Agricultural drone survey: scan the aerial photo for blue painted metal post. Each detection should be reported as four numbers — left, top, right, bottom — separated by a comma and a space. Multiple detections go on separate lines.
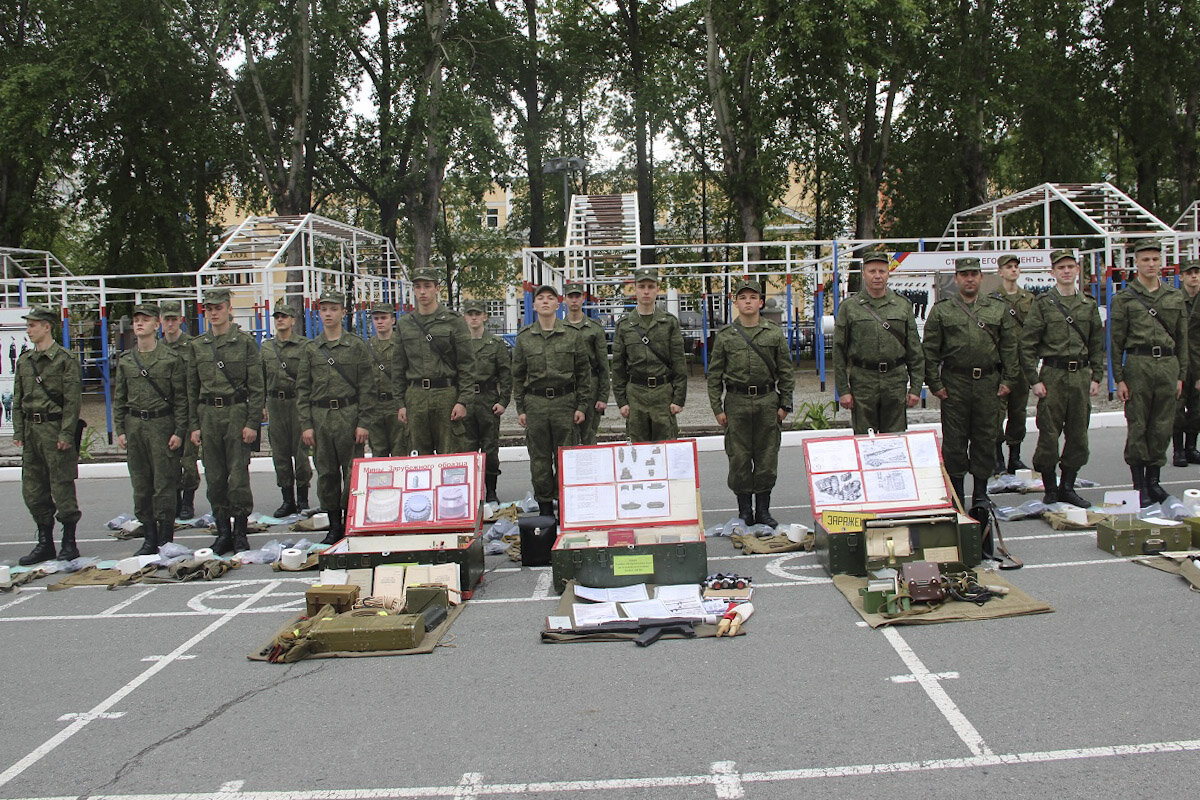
1106, 272, 1115, 398
700, 290, 710, 372
100, 303, 113, 443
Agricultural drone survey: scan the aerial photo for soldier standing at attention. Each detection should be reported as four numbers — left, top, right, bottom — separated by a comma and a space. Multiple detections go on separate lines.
188, 288, 265, 555
160, 300, 201, 519
833, 250, 924, 434
612, 267, 686, 442
1019, 250, 1104, 507
1171, 259, 1200, 467
991, 253, 1034, 474
706, 279, 794, 528
1111, 239, 1188, 506
393, 266, 475, 454
922, 258, 1019, 508
365, 301, 407, 457
261, 300, 312, 517
115, 303, 187, 556
298, 289, 374, 545
463, 300, 512, 504
513, 284, 594, 518
12, 305, 83, 565
563, 282, 610, 444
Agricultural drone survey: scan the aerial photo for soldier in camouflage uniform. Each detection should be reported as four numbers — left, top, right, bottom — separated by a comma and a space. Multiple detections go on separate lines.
991, 253, 1034, 473
188, 287, 265, 555
160, 299, 201, 519
1019, 250, 1105, 507
365, 301, 408, 458
612, 267, 686, 443
923, 258, 1019, 508
1171, 259, 1200, 467
1111, 239, 1188, 506
393, 266, 475, 454
513, 284, 594, 517
706, 279, 794, 528
12, 305, 83, 565
261, 300, 312, 517
298, 289, 374, 545
833, 250, 924, 434
563, 282, 610, 445
463, 299, 512, 504
114, 303, 188, 556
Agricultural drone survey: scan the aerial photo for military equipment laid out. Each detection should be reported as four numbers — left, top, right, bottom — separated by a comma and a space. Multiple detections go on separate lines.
550, 440, 707, 594
308, 611, 426, 652
1095, 517, 1193, 557
806, 431, 982, 577
318, 452, 486, 598
305, 583, 360, 616
1178, 517, 1200, 549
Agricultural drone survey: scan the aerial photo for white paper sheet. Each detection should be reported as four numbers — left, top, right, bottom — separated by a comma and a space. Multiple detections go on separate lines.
665, 441, 696, 481
561, 447, 616, 485
572, 602, 622, 626
561, 484, 619, 524
862, 468, 919, 503
905, 431, 942, 469
573, 583, 650, 603
616, 482, 671, 519
812, 471, 865, 506
806, 438, 861, 473
619, 598, 672, 620
655, 584, 707, 617
857, 438, 912, 469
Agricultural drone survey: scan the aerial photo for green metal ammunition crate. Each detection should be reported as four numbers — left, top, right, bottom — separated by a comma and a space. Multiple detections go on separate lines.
1096, 518, 1193, 557
1178, 517, 1200, 549
319, 533, 485, 599
551, 540, 707, 594
309, 612, 425, 652
815, 512, 981, 577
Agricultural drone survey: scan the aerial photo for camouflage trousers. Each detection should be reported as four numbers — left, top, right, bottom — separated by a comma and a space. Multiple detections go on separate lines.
20, 418, 80, 525
523, 392, 580, 503
126, 415, 181, 522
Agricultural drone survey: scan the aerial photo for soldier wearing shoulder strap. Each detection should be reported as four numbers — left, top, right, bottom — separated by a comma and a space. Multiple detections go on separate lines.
462, 299, 512, 505
992, 253, 1035, 474
563, 282, 611, 446
262, 299, 312, 517
159, 299, 201, 519
612, 267, 687, 443
1172, 258, 1200, 467
365, 301, 408, 458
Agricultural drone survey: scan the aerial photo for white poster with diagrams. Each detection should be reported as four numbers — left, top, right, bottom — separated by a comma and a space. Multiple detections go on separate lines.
557, 439, 701, 530
803, 431, 951, 514
0, 309, 32, 436
346, 451, 484, 533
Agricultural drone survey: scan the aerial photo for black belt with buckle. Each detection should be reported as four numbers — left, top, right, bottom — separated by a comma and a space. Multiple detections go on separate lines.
27, 412, 64, 424
475, 381, 498, 394
942, 363, 999, 379
409, 377, 454, 389
725, 381, 776, 396
1042, 356, 1090, 371
851, 357, 906, 373
1125, 345, 1175, 358
377, 392, 394, 401
530, 382, 576, 398
269, 390, 296, 400
311, 396, 357, 409
200, 393, 247, 407
127, 408, 172, 420
631, 374, 670, 388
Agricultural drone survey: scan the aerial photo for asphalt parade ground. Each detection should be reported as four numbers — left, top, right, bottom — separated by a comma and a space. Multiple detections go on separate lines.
0, 429, 1198, 800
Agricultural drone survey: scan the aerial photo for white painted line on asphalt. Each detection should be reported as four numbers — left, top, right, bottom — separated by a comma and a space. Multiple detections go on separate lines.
0, 593, 37, 612
880, 626, 993, 757
454, 772, 483, 800
709, 761, 744, 799
890, 671, 959, 684
55, 712, 124, 722
531, 571, 552, 600
0, 607, 304, 623
0, 580, 280, 791
141, 655, 196, 662
216, 781, 245, 794
97, 587, 155, 616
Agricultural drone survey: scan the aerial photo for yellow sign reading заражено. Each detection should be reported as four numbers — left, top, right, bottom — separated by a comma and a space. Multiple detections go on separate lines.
820, 511, 875, 533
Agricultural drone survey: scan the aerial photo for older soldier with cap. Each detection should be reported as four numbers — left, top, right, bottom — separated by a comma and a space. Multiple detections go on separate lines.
114, 303, 187, 555
261, 299, 312, 517
833, 250, 924, 434
463, 299, 512, 504
612, 267, 686, 442
707, 279, 794, 527
1173, 258, 1200, 466
513, 284, 593, 517
365, 301, 408, 457
298, 289, 374, 545
991, 253, 1034, 473
1019, 249, 1104, 507
188, 287, 265, 555
923, 257, 1019, 508
12, 304, 83, 564
1111, 238, 1188, 505
393, 266, 475, 454
563, 282, 610, 445
160, 299, 201, 518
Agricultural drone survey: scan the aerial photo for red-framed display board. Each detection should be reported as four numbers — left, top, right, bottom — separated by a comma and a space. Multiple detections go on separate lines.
345, 452, 485, 535
802, 430, 952, 516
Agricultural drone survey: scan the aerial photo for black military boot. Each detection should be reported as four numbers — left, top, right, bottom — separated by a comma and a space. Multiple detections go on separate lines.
736, 493, 754, 524
948, 474, 966, 509
58, 519, 80, 561
994, 442, 1006, 475
1146, 465, 1169, 504
297, 484, 310, 511
1058, 469, 1089, 508
231, 516, 250, 552
1132, 465, 1153, 508
537, 501, 556, 518
134, 519, 159, 556
1041, 469, 1059, 505
1173, 431, 1188, 467
1007, 445, 1029, 473
19, 520, 56, 566
971, 475, 992, 508
211, 516, 234, 555
273, 485, 298, 518
321, 507, 343, 546
484, 475, 499, 505
159, 517, 175, 544
1186, 433, 1200, 464
178, 488, 196, 520
754, 492, 779, 529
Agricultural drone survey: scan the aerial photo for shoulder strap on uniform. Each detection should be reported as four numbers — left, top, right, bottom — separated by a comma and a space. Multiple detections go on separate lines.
364, 338, 392, 379
25, 351, 65, 408
206, 336, 250, 396
127, 348, 172, 406
1122, 286, 1177, 345
405, 313, 457, 372
318, 340, 359, 388
1044, 294, 1091, 356
629, 315, 674, 372
266, 339, 297, 380
990, 291, 1023, 326
951, 296, 999, 349
856, 297, 908, 348
730, 323, 779, 384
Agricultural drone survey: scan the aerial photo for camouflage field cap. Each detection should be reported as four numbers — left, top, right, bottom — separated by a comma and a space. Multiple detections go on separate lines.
317, 288, 346, 307
1049, 248, 1077, 265
132, 302, 160, 317
462, 299, 487, 313
997, 253, 1020, 268
1133, 238, 1162, 253
159, 299, 184, 317
202, 287, 231, 305
564, 281, 586, 295
955, 256, 982, 273
410, 266, 440, 283
1180, 258, 1200, 273
370, 301, 396, 315
861, 249, 891, 266
272, 300, 299, 318
733, 278, 763, 295
22, 305, 57, 324
632, 267, 659, 283
533, 283, 560, 298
